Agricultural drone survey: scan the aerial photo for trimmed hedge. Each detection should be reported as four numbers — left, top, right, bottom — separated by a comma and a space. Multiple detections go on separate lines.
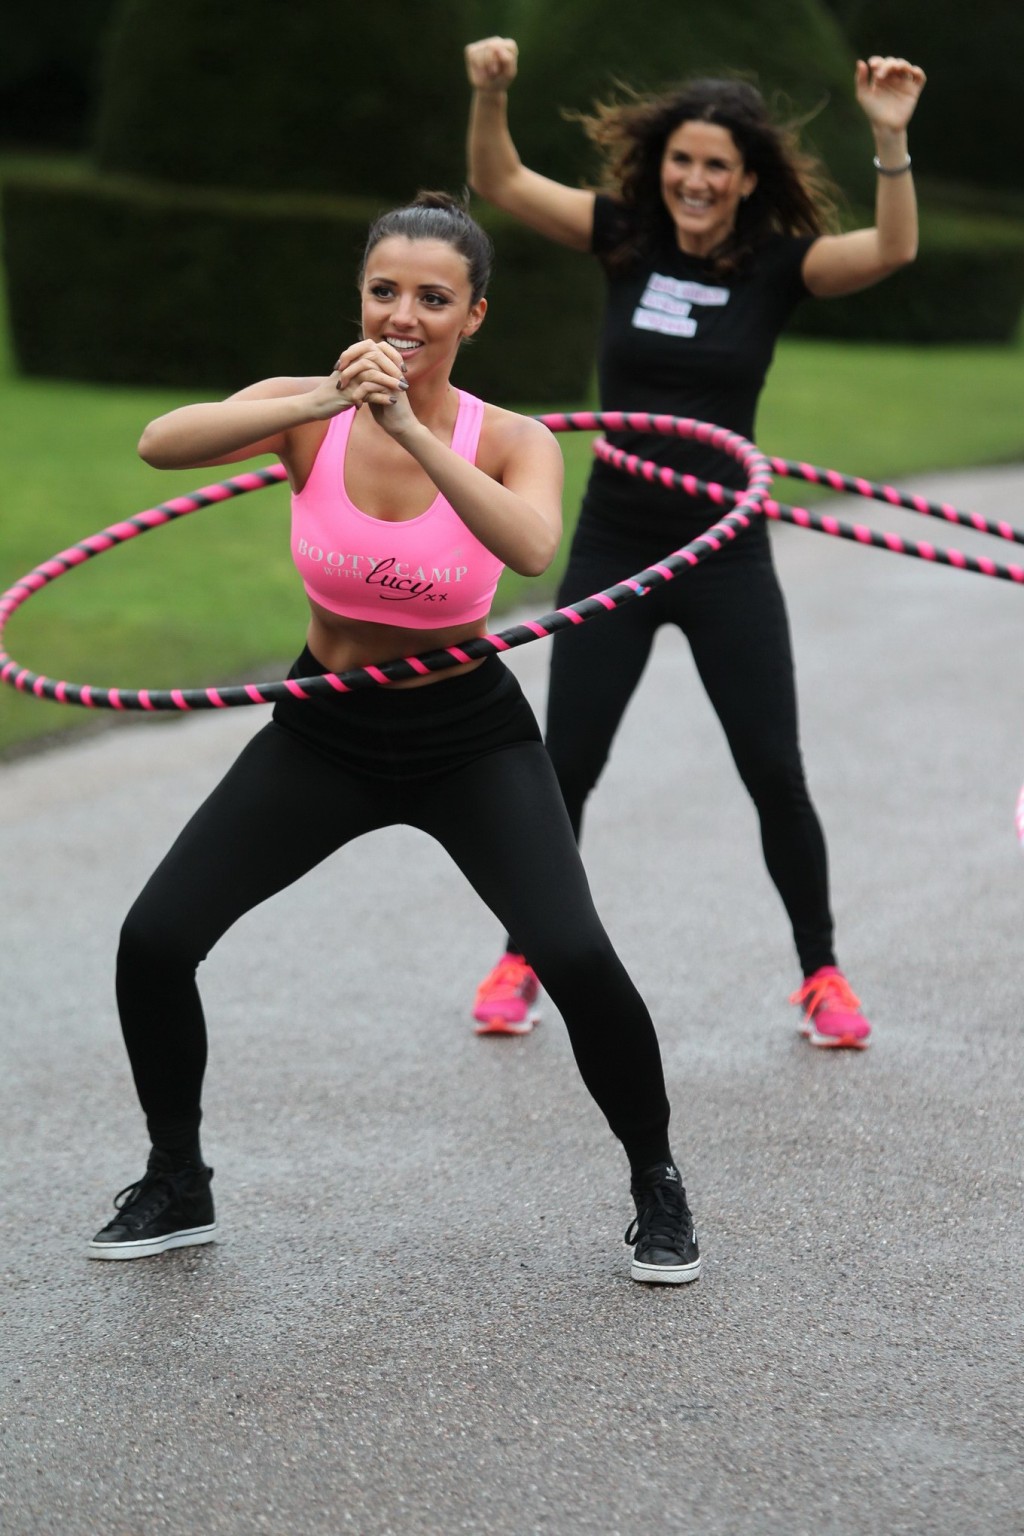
0, 0, 118, 149
93, 0, 871, 203
93, 0, 472, 201
821, 0, 1020, 196
1, 171, 603, 401
790, 246, 1024, 345
790, 208, 1024, 344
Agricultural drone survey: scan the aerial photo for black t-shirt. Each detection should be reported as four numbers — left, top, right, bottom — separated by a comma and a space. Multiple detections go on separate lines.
585, 194, 815, 537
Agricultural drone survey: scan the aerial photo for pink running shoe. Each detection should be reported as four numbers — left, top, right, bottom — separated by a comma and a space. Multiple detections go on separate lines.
790, 966, 871, 1049
472, 952, 540, 1036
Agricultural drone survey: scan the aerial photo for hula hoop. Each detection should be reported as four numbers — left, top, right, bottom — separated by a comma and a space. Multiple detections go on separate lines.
593, 440, 1024, 585
0, 412, 770, 712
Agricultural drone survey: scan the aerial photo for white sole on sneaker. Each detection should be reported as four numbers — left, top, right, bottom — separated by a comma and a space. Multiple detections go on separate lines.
799, 1021, 870, 1049
630, 1253, 702, 1285
473, 1009, 540, 1036
86, 1223, 217, 1261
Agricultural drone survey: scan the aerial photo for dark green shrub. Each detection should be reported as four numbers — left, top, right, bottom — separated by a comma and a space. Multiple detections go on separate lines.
93, 0, 470, 200
93, 0, 871, 205
790, 208, 1024, 343
2, 170, 602, 401
819, 0, 1019, 196
0, 1, 118, 148
790, 248, 1024, 344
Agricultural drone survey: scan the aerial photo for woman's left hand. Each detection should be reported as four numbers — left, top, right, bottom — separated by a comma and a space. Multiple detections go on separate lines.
365, 387, 421, 440
330, 345, 419, 439
855, 56, 926, 133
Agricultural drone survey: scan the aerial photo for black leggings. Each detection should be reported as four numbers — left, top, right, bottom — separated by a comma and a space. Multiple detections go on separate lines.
116, 653, 671, 1170
509, 515, 835, 977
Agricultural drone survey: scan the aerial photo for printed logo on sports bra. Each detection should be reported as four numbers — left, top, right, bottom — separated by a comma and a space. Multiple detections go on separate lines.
632, 271, 729, 338
366, 556, 435, 603
296, 539, 469, 603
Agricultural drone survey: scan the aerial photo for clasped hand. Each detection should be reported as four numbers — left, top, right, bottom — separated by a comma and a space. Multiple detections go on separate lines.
307, 339, 411, 430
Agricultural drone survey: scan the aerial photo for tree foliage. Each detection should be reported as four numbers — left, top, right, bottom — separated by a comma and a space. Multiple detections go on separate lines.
0, 0, 118, 147
93, 0, 870, 203
818, 0, 1019, 194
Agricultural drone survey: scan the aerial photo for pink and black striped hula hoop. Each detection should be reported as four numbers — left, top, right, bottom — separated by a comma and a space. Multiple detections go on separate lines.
0, 412, 770, 713
593, 438, 1024, 583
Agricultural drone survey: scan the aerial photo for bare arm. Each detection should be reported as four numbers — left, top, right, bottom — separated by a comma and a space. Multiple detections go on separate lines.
372, 393, 563, 578
137, 342, 407, 469
803, 55, 926, 299
465, 36, 595, 252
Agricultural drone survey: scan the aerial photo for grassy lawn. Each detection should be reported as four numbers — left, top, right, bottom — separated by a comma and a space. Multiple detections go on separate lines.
2, 267, 1024, 756
761, 336, 1024, 482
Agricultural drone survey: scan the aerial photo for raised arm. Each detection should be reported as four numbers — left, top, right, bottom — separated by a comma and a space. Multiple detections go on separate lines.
802, 55, 926, 299
137, 343, 407, 470
465, 36, 595, 252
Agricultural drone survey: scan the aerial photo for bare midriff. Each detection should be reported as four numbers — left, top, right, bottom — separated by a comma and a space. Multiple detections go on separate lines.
306, 598, 488, 688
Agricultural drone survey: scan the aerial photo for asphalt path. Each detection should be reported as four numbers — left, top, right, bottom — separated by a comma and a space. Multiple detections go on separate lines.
2, 464, 1022, 1535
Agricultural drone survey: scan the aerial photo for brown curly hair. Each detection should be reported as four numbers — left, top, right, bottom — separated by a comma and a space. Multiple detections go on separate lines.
572, 78, 840, 274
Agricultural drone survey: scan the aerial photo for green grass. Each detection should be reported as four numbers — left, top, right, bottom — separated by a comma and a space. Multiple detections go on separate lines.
2, 253, 1024, 757
759, 334, 1024, 481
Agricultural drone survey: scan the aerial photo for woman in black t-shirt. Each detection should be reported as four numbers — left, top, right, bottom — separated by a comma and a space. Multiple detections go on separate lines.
464, 38, 926, 1049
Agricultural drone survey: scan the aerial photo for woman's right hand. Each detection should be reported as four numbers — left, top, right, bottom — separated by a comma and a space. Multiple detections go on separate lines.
464, 36, 518, 93
307, 339, 407, 418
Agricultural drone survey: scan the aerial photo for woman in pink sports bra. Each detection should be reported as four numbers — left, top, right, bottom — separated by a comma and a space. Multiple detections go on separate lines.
87, 192, 700, 1287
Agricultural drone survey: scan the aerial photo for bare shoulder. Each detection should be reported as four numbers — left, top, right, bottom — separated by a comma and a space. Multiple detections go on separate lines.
479, 401, 562, 468
227, 374, 328, 401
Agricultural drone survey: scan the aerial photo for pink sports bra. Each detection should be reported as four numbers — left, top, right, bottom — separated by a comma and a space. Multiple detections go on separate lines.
290, 389, 504, 628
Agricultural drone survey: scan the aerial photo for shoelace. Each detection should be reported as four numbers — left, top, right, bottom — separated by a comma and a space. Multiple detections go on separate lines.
625, 1179, 691, 1251
110, 1168, 198, 1230
789, 971, 862, 1015
477, 958, 533, 1000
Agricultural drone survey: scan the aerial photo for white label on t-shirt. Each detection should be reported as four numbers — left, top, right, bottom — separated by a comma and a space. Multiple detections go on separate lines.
631, 271, 729, 338
632, 307, 697, 337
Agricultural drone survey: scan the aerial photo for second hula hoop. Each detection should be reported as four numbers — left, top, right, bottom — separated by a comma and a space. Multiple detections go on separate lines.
593, 438, 1024, 584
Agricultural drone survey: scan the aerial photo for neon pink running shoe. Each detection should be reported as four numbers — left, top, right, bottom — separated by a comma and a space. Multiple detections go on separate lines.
790, 966, 871, 1049
472, 952, 540, 1036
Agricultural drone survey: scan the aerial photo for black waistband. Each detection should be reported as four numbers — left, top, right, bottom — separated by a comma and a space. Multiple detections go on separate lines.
288, 646, 506, 717
271, 647, 540, 780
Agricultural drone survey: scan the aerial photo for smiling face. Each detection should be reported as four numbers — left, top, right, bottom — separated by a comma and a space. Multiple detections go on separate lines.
360, 236, 487, 384
659, 119, 757, 258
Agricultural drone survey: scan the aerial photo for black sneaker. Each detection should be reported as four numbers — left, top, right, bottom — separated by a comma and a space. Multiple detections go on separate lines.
87, 1155, 216, 1261
625, 1163, 701, 1285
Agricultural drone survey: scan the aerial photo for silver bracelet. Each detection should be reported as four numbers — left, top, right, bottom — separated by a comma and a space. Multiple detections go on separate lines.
873, 153, 912, 177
